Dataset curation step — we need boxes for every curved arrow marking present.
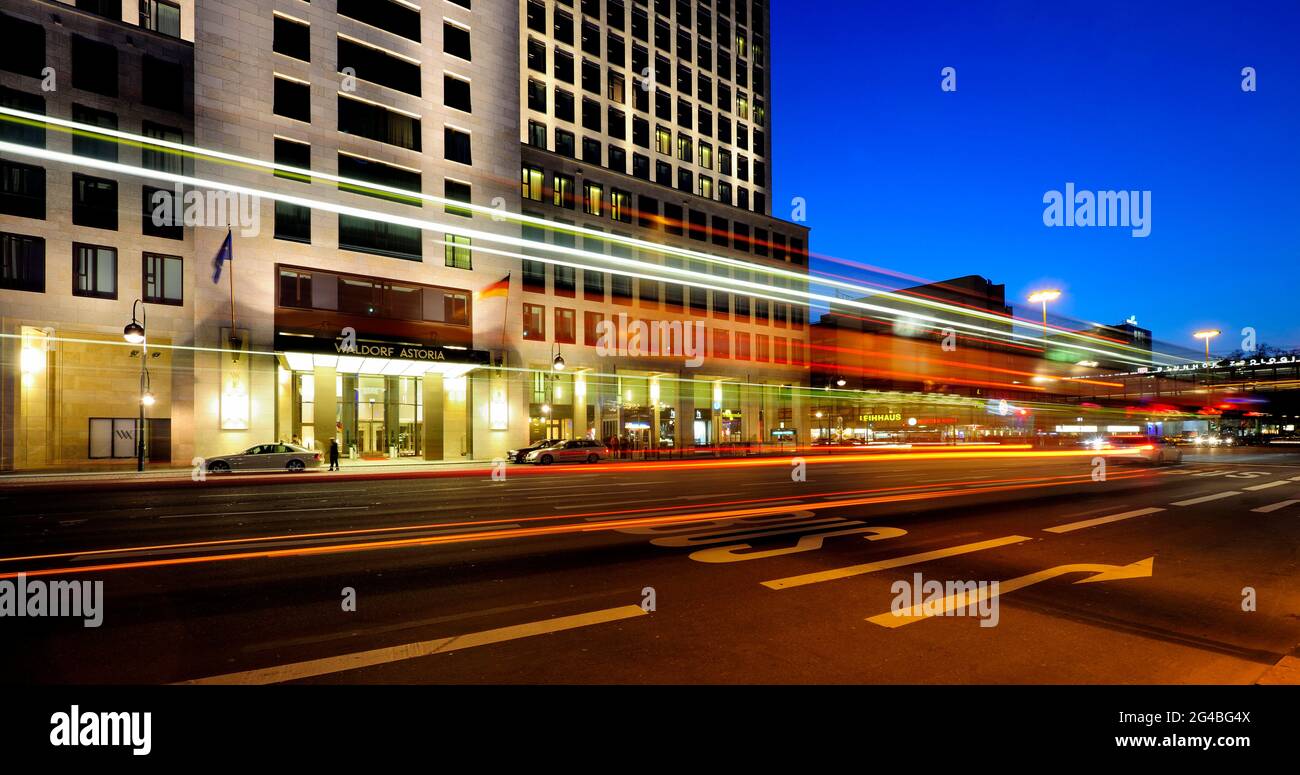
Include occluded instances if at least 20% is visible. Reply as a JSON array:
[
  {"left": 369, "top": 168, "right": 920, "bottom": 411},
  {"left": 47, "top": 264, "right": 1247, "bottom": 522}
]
[{"left": 867, "top": 557, "right": 1155, "bottom": 628}]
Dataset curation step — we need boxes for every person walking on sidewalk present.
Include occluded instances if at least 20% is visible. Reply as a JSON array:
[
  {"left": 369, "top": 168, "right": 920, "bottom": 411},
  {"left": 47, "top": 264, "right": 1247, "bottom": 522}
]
[{"left": 328, "top": 438, "right": 340, "bottom": 471}]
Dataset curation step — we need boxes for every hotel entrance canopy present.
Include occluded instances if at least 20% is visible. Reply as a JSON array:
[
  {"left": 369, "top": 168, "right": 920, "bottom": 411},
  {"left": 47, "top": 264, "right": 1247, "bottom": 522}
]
[{"left": 275, "top": 332, "right": 492, "bottom": 379}]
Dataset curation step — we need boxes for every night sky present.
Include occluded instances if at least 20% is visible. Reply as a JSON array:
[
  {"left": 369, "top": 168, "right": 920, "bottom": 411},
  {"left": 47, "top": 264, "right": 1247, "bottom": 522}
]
[{"left": 771, "top": 0, "right": 1300, "bottom": 356}]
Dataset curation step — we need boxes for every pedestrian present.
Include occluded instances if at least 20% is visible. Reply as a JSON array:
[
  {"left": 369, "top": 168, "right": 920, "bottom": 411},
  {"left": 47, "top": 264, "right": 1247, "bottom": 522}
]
[{"left": 329, "top": 437, "right": 340, "bottom": 471}]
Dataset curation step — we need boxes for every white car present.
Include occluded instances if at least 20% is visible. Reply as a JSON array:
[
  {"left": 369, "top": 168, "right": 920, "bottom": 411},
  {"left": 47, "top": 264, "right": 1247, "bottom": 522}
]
[
  {"left": 1119, "top": 440, "right": 1183, "bottom": 465},
  {"left": 205, "top": 443, "right": 323, "bottom": 473}
]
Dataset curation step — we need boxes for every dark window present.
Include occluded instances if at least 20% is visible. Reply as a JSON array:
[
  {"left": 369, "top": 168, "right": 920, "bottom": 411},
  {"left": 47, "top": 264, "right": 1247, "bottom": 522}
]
[
  {"left": 443, "top": 23, "right": 472, "bottom": 60},
  {"left": 142, "top": 122, "right": 184, "bottom": 174},
  {"left": 554, "top": 10, "right": 574, "bottom": 44},
  {"left": 582, "top": 98, "right": 602, "bottom": 131},
  {"left": 0, "top": 86, "right": 45, "bottom": 148},
  {"left": 444, "top": 179, "right": 472, "bottom": 218},
  {"left": 338, "top": 0, "right": 421, "bottom": 42},
  {"left": 582, "top": 59, "right": 601, "bottom": 94},
  {"left": 0, "top": 232, "right": 44, "bottom": 293},
  {"left": 632, "top": 8, "right": 649, "bottom": 41},
  {"left": 338, "top": 37, "right": 421, "bottom": 96},
  {"left": 275, "top": 201, "right": 311, "bottom": 243},
  {"left": 555, "top": 129, "right": 575, "bottom": 157},
  {"left": 274, "top": 15, "right": 311, "bottom": 62},
  {"left": 584, "top": 269, "right": 606, "bottom": 300},
  {"left": 611, "top": 273, "right": 632, "bottom": 301},
  {"left": 528, "top": 79, "right": 547, "bottom": 112},
  {"left": 142, "top": 185, "right": 183, "bottom": 240},
  {"left": 338, "top": 215, "right": 422, "bottom": 261},
  {"left": 71, "top": 36, "right": 117, "bottom": 97},
  {"left": 71, "top": 104, "right": 117, "bottom": 162},
  {"left": 274, "top": 138, "right": 311, "bottom": 182},
  {"left": 632, "top": 116, "right": 649, "bottom": 147},
  {"left": 555, "top": 265, "right": 576, "bottom": 296},
  {"left": 527, "top": 38, "right": 546, "bottom": 72},
  {"left": 73, "top": 243, "right": 117, "bottom": 299},
  {"left": 663, "top": 202, "right": 683, "bottom": 235},
  {"left": 608, "top": 107, "right": 626, "bottom": 139},
  {"left": 143, "top": 253, "right": 183, "bottom": 305},
  {"left": 655, "top": 160, "right": 672, "bottom": 187},
  {"left": 582, "top": 137, "right": 601, "bottom": 164},
  {"left": 608, "top": 33, "right": 626, "bottom": 67},
  {"left": 338, "top": 95, "right": 421, "bottom": 150},
  {"left": 608, "top": 146, "right": 626, "bottom": 173},
  {"left": 527, "top": 1, "right": 546, "bottom": 33},
  {"left": 444, "top": 75, "right": 471, "bottom": 112},
  {"left": 555, "top": 89, "right": 575, "bottom": 121},
  {"left": 444, "top": 127, "right": 472, "bottom": 165},
  {"left": 337, "top": 153, "right": 422, "bottom": 206},
  {"left": 582, "top": 21, "right": 601, "bottom": 56},
  {"left": 637, "top": 195, "right": 658, "bottom": 228},
  {"left": 688, "top": 209, "right": 707, "bottom": 241},
  {"left": 274, "top": 77, "right": 311, "bottom": 122},
  {"left": 72, "top": 174, "right": 116, "bottom": 231},
  {"left": 527, "top": 120, "right": 547, "bottom": 149},
  {"left": 555, "top": 50, "right": 574, "bottom": 83},
  {"left": 712, "top": 216, "right": 729, "bottom": 247},
  {"left": 0, "top": 12, "right": 44, "bottom": 78},
  {"left": 142, "top": 56, "right": 184, "bottom": 113}
]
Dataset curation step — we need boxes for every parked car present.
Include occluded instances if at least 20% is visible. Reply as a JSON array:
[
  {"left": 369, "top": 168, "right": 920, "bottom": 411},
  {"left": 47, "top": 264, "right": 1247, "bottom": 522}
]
[
  {"left": 508, "top": 438, "right": 563, "bottom": 463},
  {"left": 526, "top": 439, "right": 609, "bottom": 465},
  {"left": 206, "top": 443, "right": 322, "bottom": 473}
]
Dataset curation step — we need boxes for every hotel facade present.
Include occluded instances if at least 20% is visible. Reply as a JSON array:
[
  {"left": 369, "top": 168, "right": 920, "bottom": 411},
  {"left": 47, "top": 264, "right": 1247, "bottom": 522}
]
[{"left": 0, "top": 0, "right": 812, "bottom": 471}]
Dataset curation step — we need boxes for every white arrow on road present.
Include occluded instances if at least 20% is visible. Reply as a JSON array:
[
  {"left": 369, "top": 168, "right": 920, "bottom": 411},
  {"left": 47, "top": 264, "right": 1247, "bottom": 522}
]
[{"left": 866, "top": 556, "right": 1155, "bottom": 628}]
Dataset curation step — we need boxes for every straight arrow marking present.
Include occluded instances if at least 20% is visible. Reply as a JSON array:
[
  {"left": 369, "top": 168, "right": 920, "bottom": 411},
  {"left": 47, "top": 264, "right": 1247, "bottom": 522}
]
[
  {"left": 866, "top": 557, "right": 1155, "bottom": 628},
  {"left": 760, "top": 535, "right": 1033, "bottom": 590}
]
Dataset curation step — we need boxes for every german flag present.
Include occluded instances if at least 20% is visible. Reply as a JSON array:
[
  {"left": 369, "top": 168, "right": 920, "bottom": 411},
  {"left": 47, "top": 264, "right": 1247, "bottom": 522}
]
[{"left": 476, "top": 274, "right": 510, "bottom": 300}]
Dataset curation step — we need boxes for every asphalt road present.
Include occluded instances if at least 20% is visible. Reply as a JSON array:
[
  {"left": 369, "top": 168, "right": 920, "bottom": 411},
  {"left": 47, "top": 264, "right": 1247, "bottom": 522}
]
[{"left": 4, "top": 447, "right": 1300, "bottom": 684}]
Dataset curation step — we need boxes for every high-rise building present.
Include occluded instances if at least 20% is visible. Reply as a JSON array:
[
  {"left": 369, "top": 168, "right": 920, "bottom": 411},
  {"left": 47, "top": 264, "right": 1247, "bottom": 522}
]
[{"left": 0, "top": 0, "right": 811, "bottom": 471}]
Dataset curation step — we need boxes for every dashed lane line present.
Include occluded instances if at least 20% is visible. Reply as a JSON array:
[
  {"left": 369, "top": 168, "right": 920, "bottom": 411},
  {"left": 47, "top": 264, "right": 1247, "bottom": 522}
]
[
  {"left": 761, "top": 535, "right": 1034, "bottom": 590},
  {"left": 1169, "top": 491, "right": 1242, "bottom": 507},
  {"left": 1044, "top": 507, "right": 1166, "bottom": 534},
  {"left": 178, "top": 604, "right": 649, "bottom": 685},
  {"left": 1252, "top": 500, "right": 1300, "bottom": 514},
  {"left": 1244, "top": 480, "right": 1289, "bottom": 491}
]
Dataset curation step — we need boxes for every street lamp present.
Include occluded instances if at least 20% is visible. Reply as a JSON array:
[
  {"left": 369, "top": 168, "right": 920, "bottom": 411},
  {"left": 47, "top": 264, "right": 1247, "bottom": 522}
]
[
  {"left": 1193, "top": 329, "right": 1220, "bottom": 361},
  {"left": 1027, "top": 289, "right": 1061, "bottom": 345},
  {"left": 551, "top": 344, "right": 566, "bottom": 371},
  {"left": 835, "top": 377, "right": 847, "bottom": 388},
  {"left": 123, "top": 300, "right": 148, "bottom": 472}
]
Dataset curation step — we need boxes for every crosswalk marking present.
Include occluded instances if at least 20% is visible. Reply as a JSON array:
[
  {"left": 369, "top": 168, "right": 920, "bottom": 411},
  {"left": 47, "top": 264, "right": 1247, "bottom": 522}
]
[
  {"left": 1170, "top": 491, "right": 1242, "bottom": 507},
  {"left": 177, "top": 605, "right": 649, "bottom": 685},
  {"left": 760, "top": 535, "right": 1033, "bottom": 590},
  {"left": 1244, "top": 481, "right": 1289, "bottom": 491},
  {"left": 1252, "top": 500, "right": 1300, "bottom": 514},
  {"left": 1044, "top": 507, "right": 1165, "bottom": 534}
]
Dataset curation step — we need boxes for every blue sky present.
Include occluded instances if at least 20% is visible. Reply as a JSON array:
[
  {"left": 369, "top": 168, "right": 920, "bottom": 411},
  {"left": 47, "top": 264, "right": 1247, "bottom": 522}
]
[{"left": 771, "top": 0, "right": 1300, "bottom": 355}]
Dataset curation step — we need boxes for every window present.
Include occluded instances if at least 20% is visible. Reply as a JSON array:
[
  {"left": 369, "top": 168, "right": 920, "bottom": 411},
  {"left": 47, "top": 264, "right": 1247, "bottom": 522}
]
[
  {"left": 699, "top": 176, "right": 713, "bottom": 199},
  {"left": 583, "top": 182, "right": 604, "bottom": 216},
  {"left": 584, "top": 311, "right": 604, "bottom": 345},
  {"left": 638, "top": 277, "right": 659, "bottom": 306},
  {"left": 677, "top": 167, "right": 693, "bottom": 193},
  {"left": 338, "top": 153, "right": 422, "bottom": 206},
  {"left": 522, "top": 259, "right": 546, "bottom": 293},
  {"left": 443, "top": 23, "right": 472, "bottom": 60},
  {"left": 0, "top": 232, "right": 44, "bottom": 293},
  {"left": 0, "top": 87, "right": 45, "bottom": 148},
  {"left": 528, "top": 80, "right": 547, "bottom": 112},
  {"left": 444, "top": 235, "right": 472, "bottom": 269},
  {"left": 582, "top": 59, "right": 601, "bottom": 94},
  {"left": 608, "top": 107, "right": 627, "bottom": 139},
  {"left": 608, "top": 33, "right": 626, "bottom": 67},
  {"left": 338, "top": 215, "right": 421, "bottom": 261},
  {"left": 582, "top": 22, "right": 601, "bottom": 56},
  {"left": 141, "top": 0, "right": 182, "bottom": 37},
  {"left": 523, "top": 303, "right": 546, "bottom": 340},
  {"left": 274, "top": 77, "right": 311, "bottom": 122},
  {"left": 633, "top": 153, "right": 650, "bottom": 180},
  {"left": 73, "top": 244, "right": 116, "bottom": 299},
  {"left": 711, "top": 216, "right": 728, "bottom": 247},
  {"left": 274, "top": 137, "right": 311, "bottom": 182},
  {"left": 611, "top": 273, "right": 633, "bottom": 302},
  {"left": 610, "top": 189, "right": 632, "bottom": 223},
  {"left": 555, "top": 50, "right": 574, "bottom": 83},
  {"left": 735, "top": 332, "right": 751, "bottom": 360},
  {"left": 72, "top": 174, "right": 115, "bottom": 230},
  {"left": 582, "top": 98, "right": 602, "bottom": 131},
  {"left": 554, "top": 10, "right": 575, "bottom": 44},
  {"left": 71, "top": 105, "right": 117, "bottom": 162},
  {"left": 444, "top": 179, "right": 472, "bottom": 217},
  {"left": 275, "top": 201, "right": 311, "bottom": 243},
  {"left": 527, "top": 38, "right": 546, "bottom": 72},
  {"left": 0, "top": 12, "right": 45, "bottom": 79},
  {"left": 711, "top": 329, "right": 730, "bottom": 359},
  {"left": 443, "top": 75, "right": 471, "bottom": 112},
  {"left": 676, "top": 134, "right": 693, "bottom": 162},
  {"left": 142, "top": 56, "right": 184, "bottom": 113},
  {"left": 142, "top": 185, "right": 183, "bottom": 240},
  {"left": 528, "top": 120, "right": 547, "bottom": 149},
  {"left": 338, "top": 0, "right": 421, "bottom": 42},
  {"left": 444, "top": 127, "right": 471, "bottom": 164},
  {"left": 582, "top": 137, "right": 601, "bottom": 164},
  {"left": 555, "top": 89, "right": 575, "bottom": 121},
  {"left": 656, "top": 126, "right": 672, "bottom": 154},
  {"left": 338, "top": 95, "right": 421, "bottom": 150},
  {"left": 527, "top": 0, "right": 546, "bottom": 33},
  {"left": 274, "top": 15, "right": 311, "bottom": 62},
  {"left": 584, "top": 269, "right": 606, "bottom": 300},
  {"left": 522, "top": 165, "right": 545, "bottom": 201},
  {"left": 555, "top": 129, "right": 575, "bottom": 157},
  {"left": 555, "top": 308, "right": 576, "bottom": 344},
  {"left": 71, "top": 36, "right": 117, "bottom": 97},
  {"left": 555, "top": 266, "right": 576, "bottom": 296},
  {"left": 142, "top": 122, "right": 184, "bottom": 175},
  {"left": 143, "top": 253, "right": 183, "bottom": 305},
  {"left": 338, "top": 37, "right": 421, "bottom": 96},
  {"left": 553, "top": 173, "right": 575, "bottom": 208}
]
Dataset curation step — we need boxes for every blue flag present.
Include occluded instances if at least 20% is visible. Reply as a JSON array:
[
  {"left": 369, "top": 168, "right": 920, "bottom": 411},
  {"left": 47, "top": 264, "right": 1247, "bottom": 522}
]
[{"left": 211, "top": 229, "right": 233, "bottom": 284}]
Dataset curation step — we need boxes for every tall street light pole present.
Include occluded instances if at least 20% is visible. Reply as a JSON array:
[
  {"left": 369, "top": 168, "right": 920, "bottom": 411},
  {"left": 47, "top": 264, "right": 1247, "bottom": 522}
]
[
  {"left": 1027, "top": 290, "right": 1062, "bottom": 348},
  {"left": 1193, "top": 329, "right": 1221, "bottom": 361},
  {"left": 123, "top": 300, "right": 152, "bottom": 472}
]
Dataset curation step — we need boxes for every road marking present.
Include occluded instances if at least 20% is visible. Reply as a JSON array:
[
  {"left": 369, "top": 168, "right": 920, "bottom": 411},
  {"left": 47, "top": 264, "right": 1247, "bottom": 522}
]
[
  {"left": 525, "top": 489, "right": 648, "bottom": 500},
  {"left": 1244, "top": 480, "right": 1288, "bottom": 491},
  {"left": 691, "top": 526, "right": 906, "bottom": 563},
  {"left": 650, "top": 518, "right": 854, "bottom": 547},
  {"left": 1169, "top": 491, "right": 1242, "bottom": 506},
  {"left": 1044, "top": 507, "right": 1165, "bottom": 534},
  {"left": 866, "top": 557, "right": 1155, "bottom": 628},
  {"left": 178, "top": 605, "right": 649, "bottom": 685},
  {"left": 1252, "top": 500, "right": 1300, "bottom": 514},
  {"left": 761, "top": 535, "right": 1034, "bottom": 590}
]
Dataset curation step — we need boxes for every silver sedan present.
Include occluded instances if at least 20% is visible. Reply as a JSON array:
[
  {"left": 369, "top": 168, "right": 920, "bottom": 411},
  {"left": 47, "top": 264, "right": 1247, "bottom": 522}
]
[{"left": 205, "top": 443, "right": 323, "bottom": 473}]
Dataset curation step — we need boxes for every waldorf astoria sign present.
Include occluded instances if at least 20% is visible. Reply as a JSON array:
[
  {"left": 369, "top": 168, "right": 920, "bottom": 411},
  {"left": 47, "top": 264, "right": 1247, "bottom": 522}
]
[{"left": 274, "top": 332, "right": 492, "bottom": 366}]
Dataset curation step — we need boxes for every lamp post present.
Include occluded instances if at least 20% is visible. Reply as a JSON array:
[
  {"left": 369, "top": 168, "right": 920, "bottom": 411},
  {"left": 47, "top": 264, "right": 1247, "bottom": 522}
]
[
  {"left": 1027, "top": 289, "right": 1061, "bottom": 346},
  {"left": 1193, "top": 329, "right": 1220, "bottom": 361},
  {"left": 123, "top": 300, "right": 149, "bottom": 472}
]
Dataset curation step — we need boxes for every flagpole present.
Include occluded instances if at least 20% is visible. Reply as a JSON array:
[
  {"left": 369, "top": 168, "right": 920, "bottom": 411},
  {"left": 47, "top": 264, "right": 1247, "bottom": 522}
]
[
  {"left": 498, "top": 272, "right": 511, "bottom": 367},
  {"left": 226, "top": 227, "right": 236, "bottom": 357}
]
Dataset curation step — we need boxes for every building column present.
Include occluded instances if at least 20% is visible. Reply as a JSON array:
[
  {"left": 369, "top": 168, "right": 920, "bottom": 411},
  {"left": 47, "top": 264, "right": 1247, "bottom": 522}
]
[
  {"left": 676, "top": 378, "right": 694, "bottom": 454},
  {"left": 423, "top": 374, "right": 445, "bottom": 461},
  {"left": 312, "top": 366, "right": 336, "bottom": 454},
  {"left": 574, "top": 371, "right": 590, "bottom": 438}
]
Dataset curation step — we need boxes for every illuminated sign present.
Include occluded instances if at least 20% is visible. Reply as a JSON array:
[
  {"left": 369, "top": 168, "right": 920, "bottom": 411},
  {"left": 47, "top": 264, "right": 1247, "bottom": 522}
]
[{"left": 858, "top": 413, "right": 902, "bottom": 423}]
